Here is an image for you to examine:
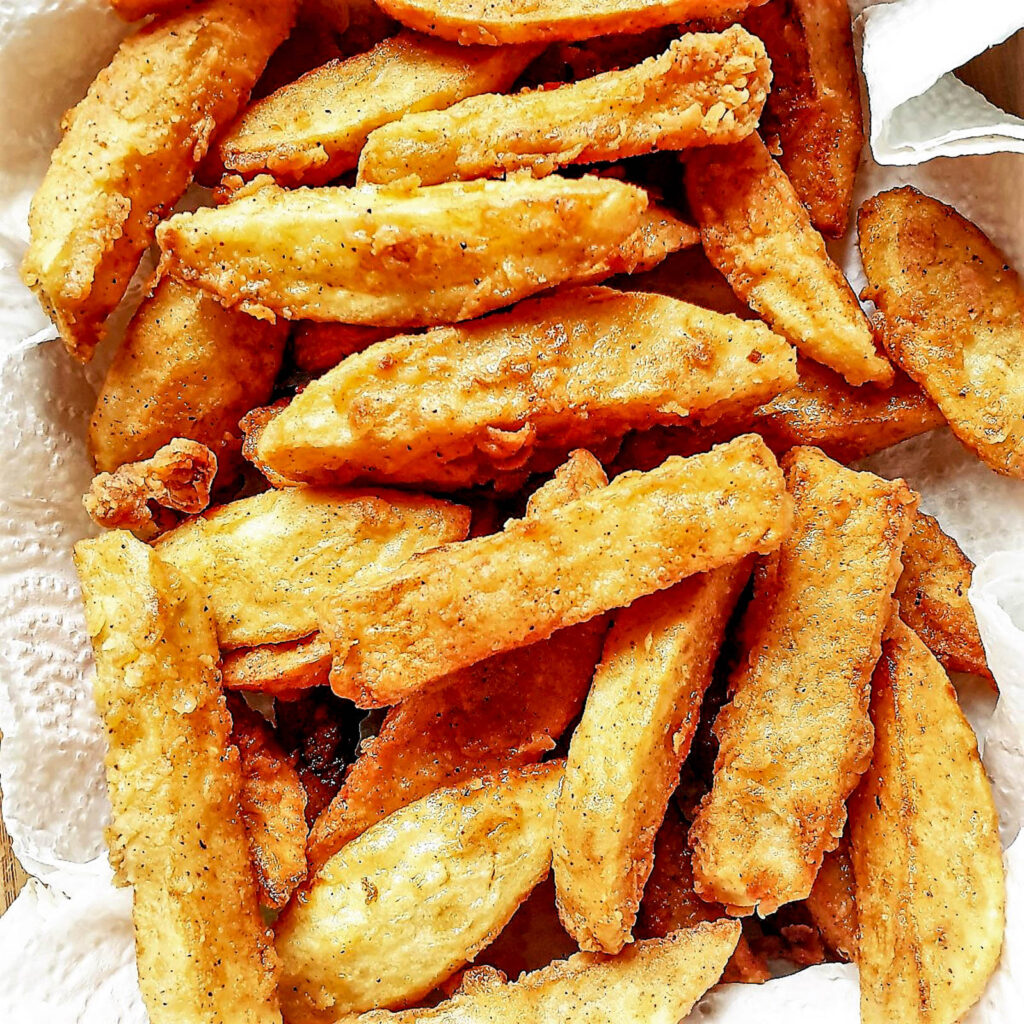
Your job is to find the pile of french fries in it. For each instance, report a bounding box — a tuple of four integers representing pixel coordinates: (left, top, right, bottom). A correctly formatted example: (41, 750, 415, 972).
(22, 0, 1020, 1022)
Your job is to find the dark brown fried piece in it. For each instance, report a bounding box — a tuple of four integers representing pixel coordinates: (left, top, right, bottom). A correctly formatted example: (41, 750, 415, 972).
(803, 836, 858, 961)
(291, 322, 398, 374)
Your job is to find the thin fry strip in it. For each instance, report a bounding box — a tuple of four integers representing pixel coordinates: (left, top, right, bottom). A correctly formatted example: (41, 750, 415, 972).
(803, 837, 857, 962)
(222, 634, 333, 695)
(357, 28, 770, 185)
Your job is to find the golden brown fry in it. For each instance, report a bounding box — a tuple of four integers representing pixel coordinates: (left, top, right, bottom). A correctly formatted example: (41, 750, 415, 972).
(156, 174, 648, 326)
(254, 286, 796, 489)
(744, 0, 863, 236)
(376, 0, 769, 45)
(83, 438, 217, 539)
(689, 447, 917, 916)
(322, 435, 793, 707)
(348, 921, 742, 1024)
(21, 0, 298, 360)
(292, 322, 398, 373)
(276, 763, 563, 1021)
(803, 836, 857, 962)
(73, 532, 280, 1024)
(222, 634, 333, 695)
(155, 486, 469, 648)
(859, 185, 1024, 478)
(228, 694, 308, 910)
(554, 560, 752, 953)
(849, 617, 1005, 1024)
(525, 449, 609, 515)
(357, 28, 770, 185)
(687, 133, 892, 387)
(897, 511, 992, 682)
(89, 277, 286, 479)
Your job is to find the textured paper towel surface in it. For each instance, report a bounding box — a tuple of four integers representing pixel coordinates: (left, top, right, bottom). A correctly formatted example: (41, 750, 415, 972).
(1, 1, 1024, 1022)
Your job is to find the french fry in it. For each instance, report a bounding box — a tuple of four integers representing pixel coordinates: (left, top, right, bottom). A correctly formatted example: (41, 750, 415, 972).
(346, 921, 742, 1024)
(21, 0, 298, 360)
(73, 532, 280, 1024)
(689, 447, 917, 915)
(223, 634, 333, 695)
(744, 0, 863, 236)
(375, 0, 770, 45)
(687, 133, 893, 387)
(321, 435, 793, 707)
(156, 174, 648, 326)
(254, 286, 796, 489)
(155, 487, 470, 648)
(849, 616, 1005, 1024)
(803, 836, 857, 962)
(859, 185, 1024, 478)
(357, 28, 770, 185)
(276, 763, 563, 1021)
(553, 559, 752, 953)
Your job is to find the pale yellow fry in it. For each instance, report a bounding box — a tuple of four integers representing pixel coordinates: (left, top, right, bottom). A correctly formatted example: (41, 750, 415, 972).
(358, 28, 769, 185)
(849, 617, 1005, 1024)
(689, 447, 917, 916)
(74, 531, 280, 1024)
(21, 0, 297, 361)
(276, 763, 562, 1022)
(255, 286, 796, 489)
(554, 560, 752, 954)
(156, 174, 646, 326)
(321, 434, 793, 707)
(686, 133, 893, 387)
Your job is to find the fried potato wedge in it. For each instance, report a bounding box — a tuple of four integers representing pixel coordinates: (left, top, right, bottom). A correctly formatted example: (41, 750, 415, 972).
(849, 617, 1005, 1024)
(803, 836, 857, 962)
(254, 286, 796, 489)
(155, 487, 470, 648)
(687, 133, 892, 387)
(859, 185, 1024, 478)
(156, 174, 647, 326)
(375, 0, 769, 45)
(689, 447, 917, 915)
(21, 0, 297, 360)
(216, 32, 540, 186)
(358, 28, 770, 185)
(223, 634, 333, 695)
(744, 0, 863, 236)
(228, 694, 308, 910)
(554, 560, 752, 953)
(346, 921, 741, 1024)
(321, 435, 793, 707)
(73, 532, 280, 1024)
(276, 763, 563, 1021)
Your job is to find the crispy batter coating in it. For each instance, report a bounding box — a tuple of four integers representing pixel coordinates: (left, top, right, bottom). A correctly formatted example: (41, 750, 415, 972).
(357, 28, 770, 185)
(156, 174, 647, 326)
(321, 435, 793, 707)
(859, 185, 1024, 478)
(687, 133, 892, 386)
(689, 447, 917, 916)
(254, 286, 796, 489)
(803, 836, 857, 962)
(276, 763, 563, 1021)
(216, 32, 540, 186)
(554, 560, 752, 953)
(83, 438, 217, 539)
(849, 617, 1005, 1024)
(73, 532, 280, 1024)
(223, 634, 333, 695)
(155, 486, 470, 648)
(744, 0, 862, 236)
(21, 0, 298, 360)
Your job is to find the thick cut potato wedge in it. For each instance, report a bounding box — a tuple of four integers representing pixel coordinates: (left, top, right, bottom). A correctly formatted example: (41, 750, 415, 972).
(216, 32, 540, 186)
(254, 286, 796, 489)
(155, 487, 470, 648)
(689, 447, 917, 915)
(849, 617, 1005, 1024)
(803, 837, 857, 962)
(156, 174, 647, 326)
(21, 0, 297, 360)
(321, 435, 793, 707)
(554, 560, 752, 953)
(744, 0, 862, 236)
(73, 532, 280, 1024)
(687, 133, 892, 387)
(276, 763, 563, 1021)
(358, 28, 770, 185)
(859, 185, 1024, 478)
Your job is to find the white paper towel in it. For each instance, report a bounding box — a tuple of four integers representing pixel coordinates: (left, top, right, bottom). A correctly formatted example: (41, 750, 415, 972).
(1, 1, 1023, 1022)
